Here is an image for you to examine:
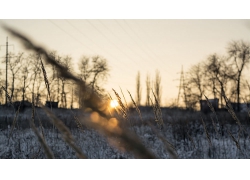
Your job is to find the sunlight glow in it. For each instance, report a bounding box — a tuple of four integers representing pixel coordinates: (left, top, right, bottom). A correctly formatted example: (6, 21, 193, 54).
(110, 100, 119, 108)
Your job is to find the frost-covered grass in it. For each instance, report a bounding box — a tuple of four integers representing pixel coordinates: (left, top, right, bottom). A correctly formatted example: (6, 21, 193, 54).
(0, 107, 250, 159)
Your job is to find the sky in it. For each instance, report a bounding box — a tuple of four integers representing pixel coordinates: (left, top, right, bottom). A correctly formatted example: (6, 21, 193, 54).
(1, 19, 250, 106)
(1, 0, 250, 175)
(1, 0, 250, 106)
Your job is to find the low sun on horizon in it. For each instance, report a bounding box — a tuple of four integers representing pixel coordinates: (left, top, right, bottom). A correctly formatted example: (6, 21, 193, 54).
(110, 99, 119, 108)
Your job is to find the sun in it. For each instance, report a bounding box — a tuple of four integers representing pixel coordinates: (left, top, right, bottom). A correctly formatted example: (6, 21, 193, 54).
(110, 99, 119, 108)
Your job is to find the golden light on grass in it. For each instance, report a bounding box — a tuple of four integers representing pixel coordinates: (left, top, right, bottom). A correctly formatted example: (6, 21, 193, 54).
(108, 118, 118, 128)
(91, 112, 100, 123)
(110, 99, 119, 108)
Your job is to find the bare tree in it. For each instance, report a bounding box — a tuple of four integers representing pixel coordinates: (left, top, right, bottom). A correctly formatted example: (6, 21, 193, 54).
(145, 73, 151, 106)
(227, 40, 250, 111)
(204, 54, 235, 107)
(154, 69, 162, 106)
(48, 51, 61, 103)
(8, 52, 23, 101)
(78, 55, 109, 108)
(183, 80, 198, 110)
(27, 53, 44, 105)
(21, 65, 30, 102)
(135, 71, 142, 106)
(186, 62, 205, 108)
(57, 55, 73, 108)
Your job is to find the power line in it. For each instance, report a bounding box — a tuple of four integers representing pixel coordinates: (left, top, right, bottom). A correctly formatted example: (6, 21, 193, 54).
(114, 20, 158, 68)
(64, 20, 134, 73)
(122, 20, 172, 76)
(124, 20, 166, 63)
(47, 20, 96, 54)
(48, 20, 139, 88)
(98, 20, 151, 67)
(48, 19, 138, 78)
(86, 20, 141, 69)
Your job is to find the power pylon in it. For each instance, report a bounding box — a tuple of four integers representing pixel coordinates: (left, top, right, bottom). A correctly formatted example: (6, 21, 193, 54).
(176, 65, 186, 107)
(0, 37, 14, 105)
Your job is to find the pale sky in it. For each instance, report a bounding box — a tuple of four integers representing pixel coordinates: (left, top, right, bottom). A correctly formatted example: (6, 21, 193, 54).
(1, 19, 250, 106)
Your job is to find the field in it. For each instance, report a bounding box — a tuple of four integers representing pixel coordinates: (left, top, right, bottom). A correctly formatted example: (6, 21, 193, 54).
(1, 106, 250, 159)
(1, 24, 250, 159)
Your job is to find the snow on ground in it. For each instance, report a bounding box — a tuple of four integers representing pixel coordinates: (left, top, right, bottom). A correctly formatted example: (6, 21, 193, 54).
(0, 107, 250, 159)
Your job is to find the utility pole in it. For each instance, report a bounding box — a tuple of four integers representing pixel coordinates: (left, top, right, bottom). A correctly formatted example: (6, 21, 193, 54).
(0, 37, 14, 105)
(176, 65, 187, 108)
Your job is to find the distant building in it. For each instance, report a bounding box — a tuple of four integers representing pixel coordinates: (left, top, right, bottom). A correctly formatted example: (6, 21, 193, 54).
(13, 100, 32, 112)
(231, 103, 250, 112)
(200, 98, 219, 113)
(45, 101, 58, 108)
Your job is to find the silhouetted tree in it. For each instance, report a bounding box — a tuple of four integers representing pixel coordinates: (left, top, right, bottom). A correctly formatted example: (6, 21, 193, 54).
(8, 52, 24, 101)
(154, 69, 162, 106)
(227, 40, 250, 111)
(145, 73, 151, 106)
(78, 55, 109, 108)
(58, 55, 73, 108)
(204, 54, 235, 107)
(135, 71, 142, 106)
(186, 62, 205, 108)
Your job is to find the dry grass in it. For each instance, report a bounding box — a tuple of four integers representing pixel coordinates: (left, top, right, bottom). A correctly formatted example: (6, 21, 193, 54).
(186, 129, 196, 149)
(41, 105, 87, 159)
(3, 23, 250, 159)
(127, 90, 143, 122)
(147, 121, 178, 158)
(227, 130, 245, 157)
(221, 92, 243, 129)
(70, 110, 84, 133)
(200, 115, 212, 148)
(112, 88, 128, 120)
(150, 90, 164, 130)
(7, 101, 21, 144)
(119, 86, 129, 112)
(1, 86, 14, 108)
(204, 95, 221, 133)
(84, 113, 156, 159)
(29, 119, 55, 159)
(40, 55, 52, 106)
(210, 114, 219, 137)
(3, 24, 157, 159)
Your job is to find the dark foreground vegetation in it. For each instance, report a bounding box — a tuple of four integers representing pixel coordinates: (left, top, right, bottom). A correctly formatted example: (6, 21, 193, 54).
(0, 24, 250, 159)
(1, 106, 250, 159)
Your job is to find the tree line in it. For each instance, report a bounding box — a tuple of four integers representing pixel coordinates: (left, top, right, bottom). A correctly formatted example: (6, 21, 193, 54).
(134, 40, 250, 111)
(181, 40, 250, 111)
(0, 51, 109, 108)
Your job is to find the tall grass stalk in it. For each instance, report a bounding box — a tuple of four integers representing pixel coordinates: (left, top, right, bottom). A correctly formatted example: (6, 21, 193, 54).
(112, 89, 128, 121)
(204, 95, 221, 133)
(186, 130, 196, 149)
(39, 55, 52, 109)
(32, 93, 45, 138)
(200, 115, 212, 148)
(227, 130, 245, 157)
(119, 86, 129, 111)
(147, 121, 178, 158)
(1, 86, 14, 109)
(3, 24, 180, 159)
(210, 115, 219, 137)
(29, 119, 55, 159)
(221, 92, 244, 133)
(84, 114, 156, 159)
(42, 105, 87, 159)
(70, 110, 84, 133)
(150, 90, 163, 130)
(127, 90, 143, 122)
(7, 101, 21, 144)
